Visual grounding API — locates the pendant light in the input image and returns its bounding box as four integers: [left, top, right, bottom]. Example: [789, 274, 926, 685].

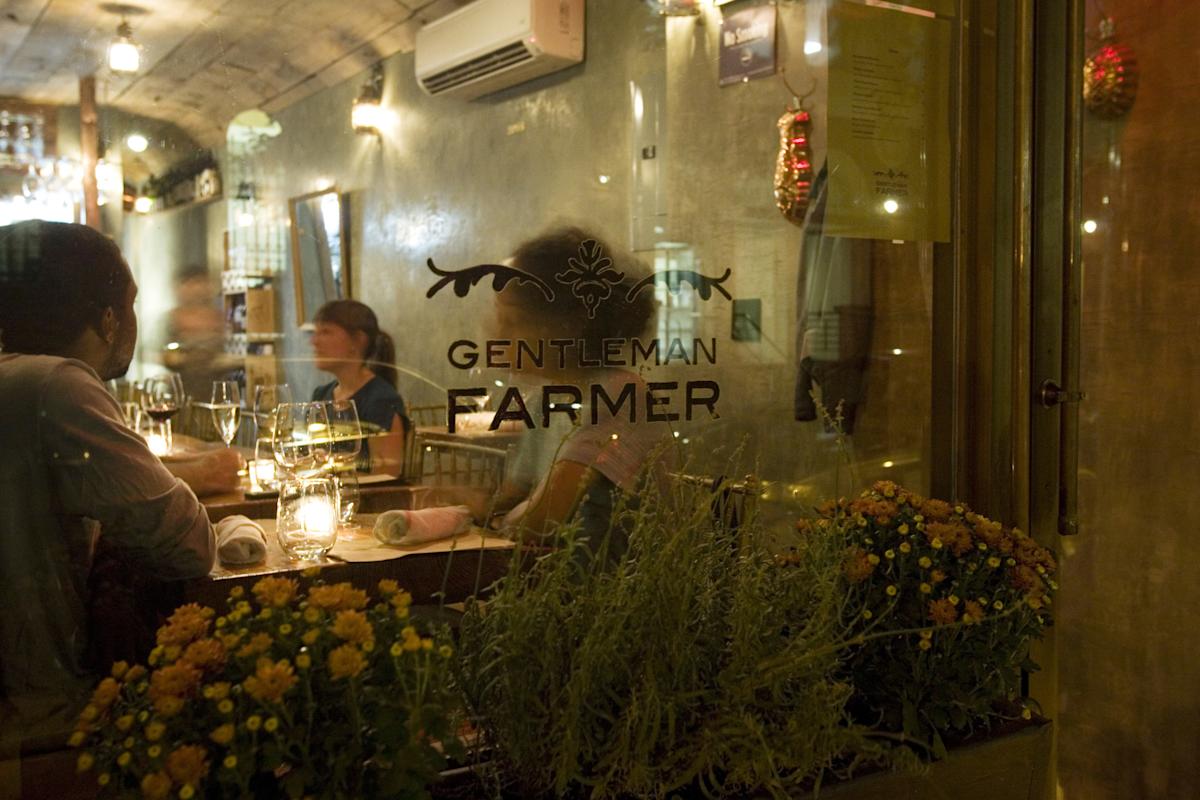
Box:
[108, 19, 140, 73]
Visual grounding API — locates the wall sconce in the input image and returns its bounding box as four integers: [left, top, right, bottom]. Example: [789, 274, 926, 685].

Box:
[351, 65, 385, 135]
[108, 19, 141, 73]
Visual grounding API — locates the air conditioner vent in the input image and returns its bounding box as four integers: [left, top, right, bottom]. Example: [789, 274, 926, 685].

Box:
[420, 41, 535, 95]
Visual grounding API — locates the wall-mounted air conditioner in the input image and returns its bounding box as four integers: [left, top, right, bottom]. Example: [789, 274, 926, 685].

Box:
[415, 0, 585, 100]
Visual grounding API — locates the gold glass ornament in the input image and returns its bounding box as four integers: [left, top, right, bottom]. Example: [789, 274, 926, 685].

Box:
[1083, 17, 1138, 119]
[774, 108, 814, 226]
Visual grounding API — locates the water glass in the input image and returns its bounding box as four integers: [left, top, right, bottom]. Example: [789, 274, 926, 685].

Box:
[271, 402, 331, 477]
[253, 383, 293, 437]
[276, 476, 339, 560]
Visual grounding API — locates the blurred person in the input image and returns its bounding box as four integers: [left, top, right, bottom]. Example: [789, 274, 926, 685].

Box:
[310, 300, 408, 473]
[488, 226, 667, 557]
[0, 221, 231, 749]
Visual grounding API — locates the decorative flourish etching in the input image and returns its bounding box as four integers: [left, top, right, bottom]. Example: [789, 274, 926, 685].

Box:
[425, 259, 555, 301]
[554, 239, 626, 319]
[625, 268, 733, 303]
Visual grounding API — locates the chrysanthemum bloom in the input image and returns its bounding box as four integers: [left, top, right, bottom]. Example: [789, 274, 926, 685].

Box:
[242, 658, 298, 703]
[149, 663, 201, 702]
[308, 583, 369, 611]
[377, 579, 399, 596]
[166, 745, 209, 786]
[91, 677, 120, 710]
[329, 644, 367, 679]
[236, 633, 273, 659]
[842, 547, 874, 584]
[156, 604, 214, 647]
[252, 576, 300, 608]
[331, 610, 374, 645]
[962, 600, 986, 623]
[209, 724, 235, 745]
[181, 638, 227, 672]
[928, 598, 958, 625]
[140, 771, 172, 800]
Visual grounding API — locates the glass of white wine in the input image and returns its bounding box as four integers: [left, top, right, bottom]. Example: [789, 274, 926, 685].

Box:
[210, 381, 242, 447]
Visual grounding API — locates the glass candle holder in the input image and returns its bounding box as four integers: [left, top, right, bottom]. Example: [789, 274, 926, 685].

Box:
[250, 439, 278, 492]
[276, 476, 339, 560]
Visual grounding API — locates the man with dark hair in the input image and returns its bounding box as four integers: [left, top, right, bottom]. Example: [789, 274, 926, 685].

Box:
[0, 221, 229, 754]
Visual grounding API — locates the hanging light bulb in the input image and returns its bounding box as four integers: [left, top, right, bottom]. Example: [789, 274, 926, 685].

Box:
[108, 20, 140, 74]
[351, 65, 385, 135]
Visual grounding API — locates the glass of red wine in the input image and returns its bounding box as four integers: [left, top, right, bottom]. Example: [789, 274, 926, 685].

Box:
[141, 374, 186, 456]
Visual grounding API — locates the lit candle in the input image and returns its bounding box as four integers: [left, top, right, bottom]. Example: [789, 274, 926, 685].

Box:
[296, 497, 337, 536]
[146, 432, 169, 457]
[251, 459, 277, 489]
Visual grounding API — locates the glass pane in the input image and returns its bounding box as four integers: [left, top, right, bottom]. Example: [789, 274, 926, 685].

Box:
[1060, 3, 1200, 797]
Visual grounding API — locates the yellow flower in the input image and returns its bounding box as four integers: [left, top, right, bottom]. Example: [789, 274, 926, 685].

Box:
[987, 556, 1002, 568]
[1022, 708, 1033, 720]
[123, 736, 135, 749]
[79, 704, 99, 722]
[421, 639, 433, 651]
[919, 629, 933, 639]
[223, 755, 238, 769]
[303, 607, 321, 624]
[329, 644, 366, 679]
[861, 609, 873, 620]
[181, 638, 227, 672]
[180, 786, 196, 800]
[156, 603, 214, 648]
[253, 576, 299, 608]
[76, 752, 94, 772]
[126, 665, 147, 683]
[97, 773, 111, 787]
[402, 626, 422, 652]
[308, 583, 368, 611]
[264, 717, 279, 733]
[390, 643, 403, 657]
[978, 542, 989, 551]
[931, 538, 944, 550]
[302, 629, 321, 645]
[141, 771, 172, 800]
[278, 624, 293, 635]
[236, 633, 273, 659]
[867, 553, 881, 565]
[885, 585, 898, 596]
[332, 610, 374, 644]
[117, 751, 131, 767]
[209, 724, 235, 745]
[993, 600, 1005, 610]
[116, 714, 134, 732]
[137, 710, 149, 722]
[918, 639, 932, 651]
[217, 699, 234, 715]
[259, 608, 274, 620]
[229, 586, 244, 599]
[246, 715, 262, 731]
[145, 721, 166, 741]
[153, 696, 184, 718]
[111, 661, 129, 679]
[1027, 595, 1043, 610]
[301, 565, 321, 578]
[919, 583, 932, 594]
[377, 579, 399, 596]
[898, 523, 910, 534]
[68, 730, 87, 747]
[148, 745, 161, 758]
[899, 542, 912, 553]
[363, 640, 376, 652]
[884, 549, 895, 560]
[390, 590, 413, 612]
[918, 557, 932, 569]
[296, 653, 311, 670]
[243, 658, 298, 704]
[439, 644, 453, 658]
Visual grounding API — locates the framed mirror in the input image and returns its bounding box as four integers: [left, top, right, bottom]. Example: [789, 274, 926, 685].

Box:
[288, 187, 349, 322]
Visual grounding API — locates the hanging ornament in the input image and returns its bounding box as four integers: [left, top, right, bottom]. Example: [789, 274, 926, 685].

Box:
[774, 107, 814, 226]
[1083, 16, 1138, 119]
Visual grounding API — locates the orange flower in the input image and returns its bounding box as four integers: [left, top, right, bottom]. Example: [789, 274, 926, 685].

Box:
[921, 499, 954, 522]
[242, 658, 297, 704]
[308, 583, 369, 611]
[153, 695, 185, 717]
[124, 664, 147, 683]
[377, 579, 400, 596]
[166, 745, 209, 786]
[928, 598, 958, 625]
[925, 522, 973, 557]
[930, 569, 947, 585]
[209, 724, 235, 746]
[156, 604, 214, 647]
[841, 547, 875, 584]
[328, 644, 366, 680]
[962, 600, 986, 623]
[236, 633, 273, 659]
[149, 663, 201, 702]
[91, 677, 120, 710]
[181, 638, 226, 672]
[331, 610, 374, 645]
[252, 577, 299, 608]
[140, 771, 172, 800]
[1008, 564, 1042, 593]
[871, 480, 900, 499]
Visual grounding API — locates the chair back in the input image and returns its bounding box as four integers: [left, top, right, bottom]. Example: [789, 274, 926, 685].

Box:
[414, 437, 511, 494]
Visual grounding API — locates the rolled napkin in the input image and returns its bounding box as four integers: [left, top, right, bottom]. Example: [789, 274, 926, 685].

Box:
[215, 515, 268, 565]
[373, 506, 473, 546]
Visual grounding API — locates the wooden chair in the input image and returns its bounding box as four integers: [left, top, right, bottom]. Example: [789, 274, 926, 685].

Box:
[414, 437, 511, 495]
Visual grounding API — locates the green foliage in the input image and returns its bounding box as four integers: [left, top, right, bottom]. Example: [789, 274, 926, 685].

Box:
[457, 479, 896, 799]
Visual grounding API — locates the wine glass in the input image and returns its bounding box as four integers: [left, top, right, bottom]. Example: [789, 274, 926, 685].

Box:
[141, 374, 186, 455]
[210, 381, 242, 447]
[324, 399, 363, 525]
[253, 383, 293, 438]
[271, 402, 331, 478]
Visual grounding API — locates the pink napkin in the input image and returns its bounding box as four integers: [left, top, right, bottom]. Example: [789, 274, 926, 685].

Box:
[372, 506, 473, 545]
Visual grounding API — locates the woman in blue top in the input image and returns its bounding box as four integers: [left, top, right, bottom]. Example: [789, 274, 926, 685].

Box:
[310, 300, 408, 473]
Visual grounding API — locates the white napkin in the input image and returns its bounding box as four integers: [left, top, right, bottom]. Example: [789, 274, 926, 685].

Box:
[215, 515, 268, 565]
[373, 506, 473, 546]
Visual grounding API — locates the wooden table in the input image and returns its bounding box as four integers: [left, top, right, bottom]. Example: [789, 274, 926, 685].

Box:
[183, 515, 516, 609]
[201, 478, 429, 523]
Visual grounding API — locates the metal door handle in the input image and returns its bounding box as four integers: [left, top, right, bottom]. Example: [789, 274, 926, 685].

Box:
[1038, 379, 1086, 408]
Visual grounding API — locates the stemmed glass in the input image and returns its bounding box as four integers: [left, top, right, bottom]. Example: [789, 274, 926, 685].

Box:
[141, 374, 186, 455]
[271, 402, 331, 478]
[210, 381, 242, 447]
[253, 383, 293, 439]
[324, 399, 363, 526]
